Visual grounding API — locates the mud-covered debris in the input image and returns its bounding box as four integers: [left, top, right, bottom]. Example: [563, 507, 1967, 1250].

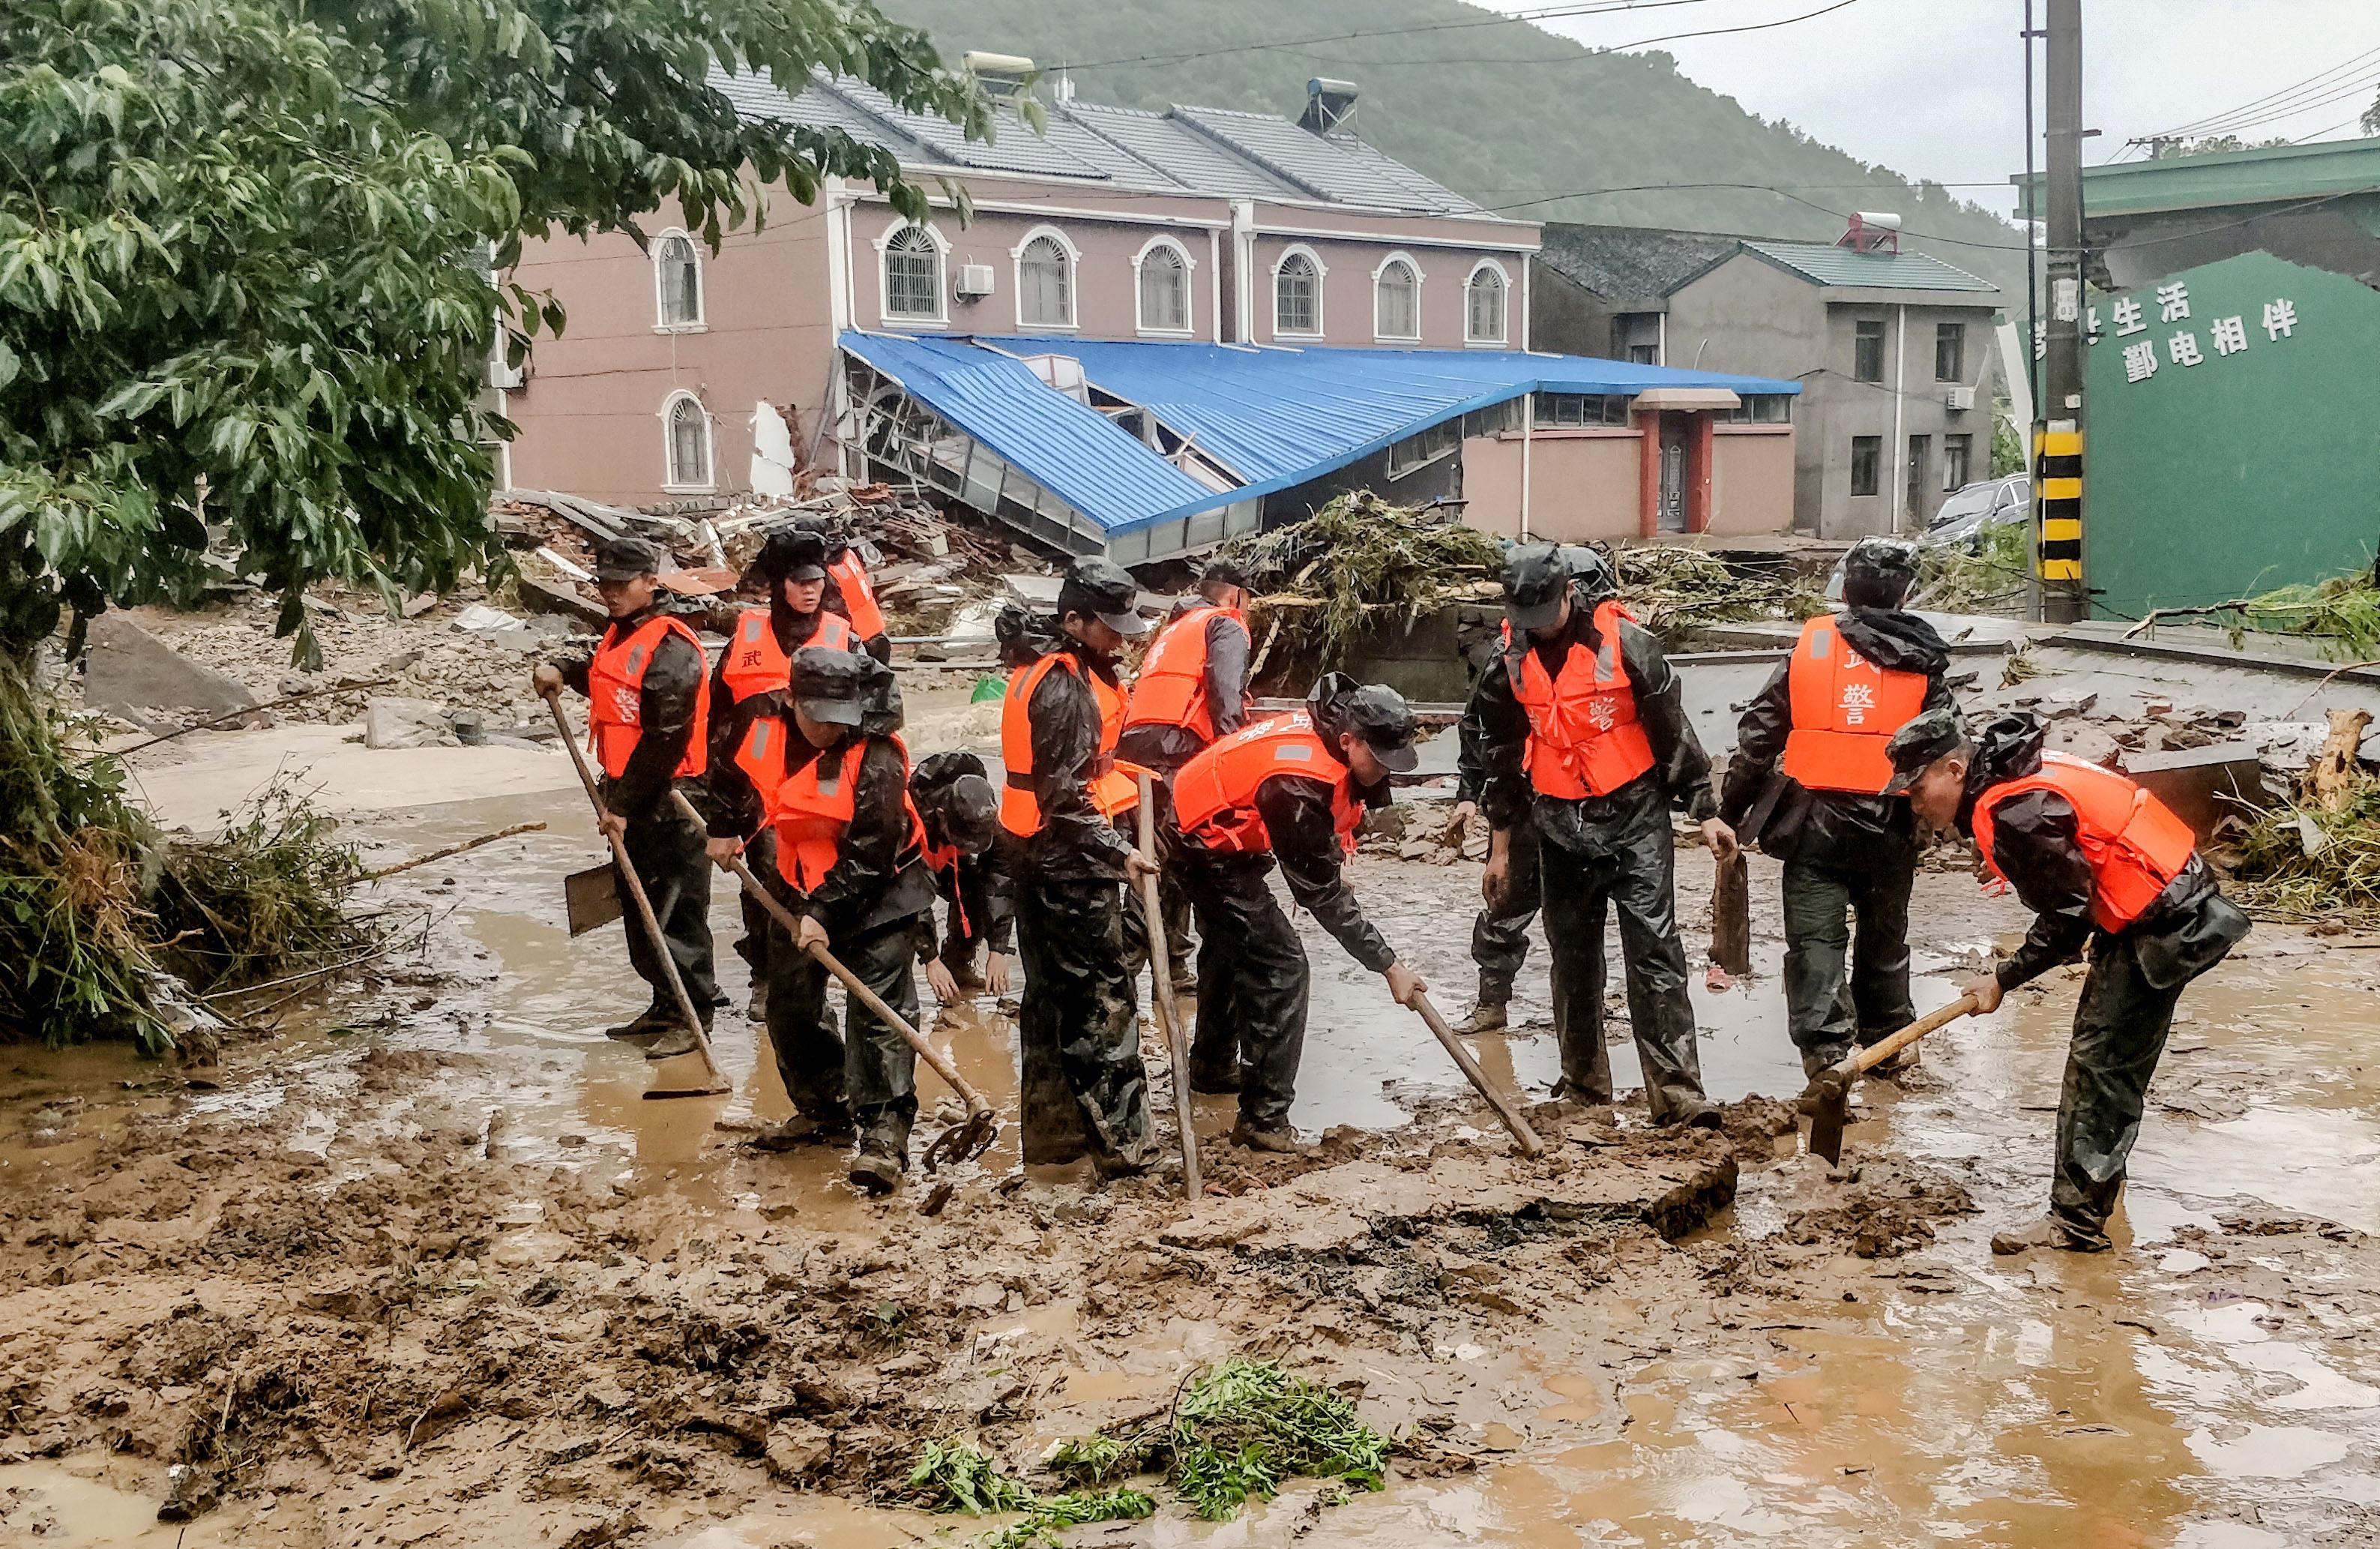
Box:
[1780, 1170, 1978, 1258]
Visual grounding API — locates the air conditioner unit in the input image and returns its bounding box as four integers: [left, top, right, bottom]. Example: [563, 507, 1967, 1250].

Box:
[488, 352, 525, 391]
[1943, 384, 1975, 412]
[954, 262, 995, 300]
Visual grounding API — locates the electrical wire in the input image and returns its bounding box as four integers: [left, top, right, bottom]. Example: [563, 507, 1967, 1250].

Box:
[2140, 45, 2380, 141]
[1283, 0, 1872, 70]
[1058, 0, 1721, 73]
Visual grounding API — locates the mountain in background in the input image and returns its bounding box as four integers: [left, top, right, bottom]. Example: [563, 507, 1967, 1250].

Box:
[877, 0, 2029, 304]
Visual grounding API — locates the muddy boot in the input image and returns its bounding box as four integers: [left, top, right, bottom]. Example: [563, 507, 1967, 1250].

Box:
[605, 1007, 670, 1042]
[1189, 1063, 1242, 1095]
[748, 1112, 855, 1152]
[848, 1141, 906, 1196]
[1453, 999, 1508, 1036]
[1871, 1042, 1920, 1076]
[1230, 1119, 1312, 1156]
[1668, 1098, 1725, 1132]
[745, 978, 769, 1023]
[1091, 1142, 1156, 1181]
[644, 1020, 711, 1060]
[1991, 1215, 2103, 1256]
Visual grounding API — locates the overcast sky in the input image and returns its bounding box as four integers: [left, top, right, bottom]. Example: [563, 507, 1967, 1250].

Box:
[1476, 0, 2380, 220]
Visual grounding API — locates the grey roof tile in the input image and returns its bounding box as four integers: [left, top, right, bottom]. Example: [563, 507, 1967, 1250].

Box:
[1534, 223, 1749, 301]
[1169, 105, 1481, 213]
[1740, 240, 1998, 293]
[1056, 100, 1305, 199]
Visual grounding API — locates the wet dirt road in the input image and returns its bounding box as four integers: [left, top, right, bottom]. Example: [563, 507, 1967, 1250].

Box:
[5, 756, 2380, 1548]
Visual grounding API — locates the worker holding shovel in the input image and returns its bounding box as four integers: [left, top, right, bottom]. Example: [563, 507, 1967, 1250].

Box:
[704, 646, 937, 1193]
[531, 535, 717, 1056]
[1884, 709, 2250, 1254]
[1169, 674, 1428, 1153]
[1720, 538, 1956, 1080]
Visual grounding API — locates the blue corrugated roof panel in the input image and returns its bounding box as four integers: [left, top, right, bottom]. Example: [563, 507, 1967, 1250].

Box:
[838, 333, 1213, 532]
[840, 333, 1798, 538]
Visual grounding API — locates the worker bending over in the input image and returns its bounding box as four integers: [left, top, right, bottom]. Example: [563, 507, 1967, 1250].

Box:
[1172, 674, 1427, 1152]
[1467, 543, 1729, 1128]
[710, 526, 858, 1018]
[1721, 538, 1953, 1077]
[1120, 557, 1256, 996]
[1886, 709, 2248, 1254]
[533, 536, 715, 1056]
[999, 559, 1160, 1176]
[706, 646, 934, 1193]
[909, 751, 1013, 1003]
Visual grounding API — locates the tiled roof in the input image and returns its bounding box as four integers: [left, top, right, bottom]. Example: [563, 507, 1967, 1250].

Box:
[1534, 223, 1747, 301]
[702, 65, 1489, 215]
[1739, 241, 1998, 293]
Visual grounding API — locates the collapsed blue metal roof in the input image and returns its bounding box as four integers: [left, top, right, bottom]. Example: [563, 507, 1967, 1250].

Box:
[838, 331, 1799, 538]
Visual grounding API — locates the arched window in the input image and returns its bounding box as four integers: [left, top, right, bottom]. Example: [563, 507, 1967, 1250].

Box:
[882, 224, 945, 322]
[1275, 247, 1322, 337]
[1136, 239, 1192, 334]
[1374, 255, 1421, 341]
[654, 232, 702, 328]
[664, 393, 712, 490]
[1465, 260, 1508, 345]
[1017, 232, 1075, 328]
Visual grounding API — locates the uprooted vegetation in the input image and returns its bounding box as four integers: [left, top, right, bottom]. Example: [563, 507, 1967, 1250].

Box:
[2125, 564, 2380, 662]
[2229, 779, 2380, 927]
[0, 670, 368, 1050]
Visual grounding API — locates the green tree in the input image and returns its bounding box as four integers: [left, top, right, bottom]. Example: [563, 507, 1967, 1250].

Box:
[0, 0, 986, 663]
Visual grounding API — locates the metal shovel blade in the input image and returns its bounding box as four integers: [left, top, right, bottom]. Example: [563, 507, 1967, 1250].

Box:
[1804, 1073, 1850, 1166]
[565, 863, 623, 936]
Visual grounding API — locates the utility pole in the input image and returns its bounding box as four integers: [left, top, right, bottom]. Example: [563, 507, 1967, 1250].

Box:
[2037, 0, 2087, 622]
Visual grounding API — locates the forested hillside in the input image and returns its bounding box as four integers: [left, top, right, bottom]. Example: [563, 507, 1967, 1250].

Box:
[880, 0, 2028, 301]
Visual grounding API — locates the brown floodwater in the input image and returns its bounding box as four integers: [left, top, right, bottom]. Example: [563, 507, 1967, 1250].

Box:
[6, 767, 2380, 1548]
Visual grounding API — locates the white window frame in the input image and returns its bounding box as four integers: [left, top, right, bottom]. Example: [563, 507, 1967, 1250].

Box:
[661, 390, 716, 493]
[1011, 225, 1080, 333]
[1131, 235, 1197, 337]
[874, 220, 950, 329]
[1272, 244, 1326, 339]
[1464, 256, 1510, 346]
[652, 229, 705, 333]
[1372, 251, 1424, 343]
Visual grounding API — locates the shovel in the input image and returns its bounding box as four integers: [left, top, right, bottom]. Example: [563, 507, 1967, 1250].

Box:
[543, 693, 731, 1099]
[1801, 991, 1980, 1166]
[1134, 772, 1202, 1200]
[1409, 991, 1546, 1158]
[676, 792, 998, 1169]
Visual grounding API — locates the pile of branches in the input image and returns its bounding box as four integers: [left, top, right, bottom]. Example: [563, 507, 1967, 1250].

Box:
[2229, 777, 2380, 927]
[0, 672, 369, 1052]
[2126, 564, 2380, 662]
[1910, 523, 2032, 616]
[1221, 492, 1503, 667]
[1611, 544, 1818, 634]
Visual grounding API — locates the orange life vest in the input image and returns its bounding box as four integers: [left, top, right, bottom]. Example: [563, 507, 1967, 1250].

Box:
[921, 837, 973, 936]
[1780, 614, 1932, 795]
[1124, 604, 1249, 742]
[1506, 600, 1656, 799]
[719, 607, 854, 704]
[828, 550, 886, 640]
[998, 649, 1142, 837]
[586, 613, 708, 780]
[1972, 753, 2197, 933]
[1172, 711, 1364, 856]
[766, 733, 927, 894]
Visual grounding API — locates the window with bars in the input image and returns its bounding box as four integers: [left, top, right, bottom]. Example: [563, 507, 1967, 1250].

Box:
[1019, 235, 1073, 328]
[1276, 251, 1320, 334]
[666, 396, 711, 489]
[655, 235, 701, 327]
[1375, 259, 1420, 340]
[1137, 242, 1189, 332]
[1465, 264, 1507, 343]
[884, 226, 943, 319]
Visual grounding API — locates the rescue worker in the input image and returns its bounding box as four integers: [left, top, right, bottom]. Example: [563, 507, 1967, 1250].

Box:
[1118, 557, 1256, 995]
[533, 536, 714, 1055]
[1172, 673, 1429, 1151]
[910, 751, 1013, 1003]
[704, 646, 935, 1192]
[1885, 709, 2250, 1254]
[1466, 542, 1729, 1128]
[1718, 538, 1955, 1077]
[794, 514, 893, 664]
[998, 559, 1160, 1176]
[1447, 546, 1612, 1035]
[709, 526, 859, 1017]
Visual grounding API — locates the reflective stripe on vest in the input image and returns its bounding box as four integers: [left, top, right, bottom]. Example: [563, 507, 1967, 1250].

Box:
[586, 614, 709, 780]
[1972, 753, 2197, 933]
[1507, 599, 1655, 799]
[1172, 711, 1363, 856]
[768, 733, 928, 894]
[1780, 614, 1932, 795]
[720, 607, 854, 704]
[1124, 604, 1247, 742]
[828, 552, 886, 640]
[998, 650, 1141, 837]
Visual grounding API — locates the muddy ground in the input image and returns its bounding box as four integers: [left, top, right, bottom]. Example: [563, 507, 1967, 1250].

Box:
[6, 761, 2380, 1547]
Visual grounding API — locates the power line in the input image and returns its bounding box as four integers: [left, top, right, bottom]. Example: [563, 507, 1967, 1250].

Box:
[1060, 0, 1720, 73]
[1312, 0, 1872, 70]
[2143, 45, 2380, 140]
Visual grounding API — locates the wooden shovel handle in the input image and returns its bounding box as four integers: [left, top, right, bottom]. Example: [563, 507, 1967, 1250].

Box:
[1411, 991, 1546, 1158]
[1837, 991, 1982, 1081]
